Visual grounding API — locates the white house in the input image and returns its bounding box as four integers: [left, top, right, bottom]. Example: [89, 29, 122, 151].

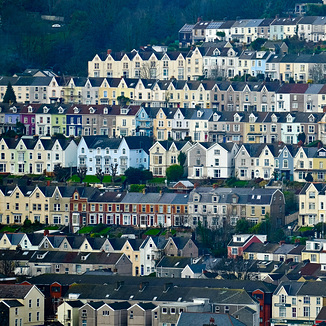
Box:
[77, 136, 152, 175]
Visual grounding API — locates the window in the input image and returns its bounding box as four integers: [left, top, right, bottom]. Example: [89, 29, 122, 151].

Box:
[292, 307, 296, 318]
[304, 306, 310, 317]
[231, 247, 238, 255]
[279, 307, 286, 317]
[279, 294, 286, 303]
[304, 296, 310, 304]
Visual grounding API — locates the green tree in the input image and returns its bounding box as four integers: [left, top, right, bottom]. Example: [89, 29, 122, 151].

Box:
[236, 219, 250, 234]
[125, 167, 143, 184]
[177, 151, 186, 167]
[297, 132, 306, 144]
[166, 164, 184, 182]
[305, 173, 313, 182]
[53, 163, 66, 182]
[3, 82, 16, 104]
[125, 167, 153, 184]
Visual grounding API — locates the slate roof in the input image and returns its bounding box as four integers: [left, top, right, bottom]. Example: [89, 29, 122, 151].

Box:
[29, 250, 125, 265]
[177, 312, 246, 326]
[135, 302, 157, 310]
[82, 136, 122, 149]
[189, 187, 280, 206]
[157, 256, 192, 268]
[316, 306, 326, 321]
[0, 300, 24, 308]
[66, 283, 257, 305]
[28, 274, 275, 294]
[274, 281, 304, 296]
[244, 242, 280, 254]
[297, 280, 326, 296]
[65, 300, 84, 308]
[108, 301, 131, 310]
[124, 136, 152, 153]
[0, 284, 34, 299]
[187, 264, 206, 273]
[274, 244, 296, 255]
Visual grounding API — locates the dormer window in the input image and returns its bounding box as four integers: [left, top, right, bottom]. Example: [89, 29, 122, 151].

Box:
[309, 115, 315, 122]
[73, 107, 79, 114]
[89, 107, 95, 113]
[58, 107, 64, 114]
[197, 111, 202, 118]
[287, 115, 292, 123]
[43, 107, 49, 113]
[28, 106, 33, 113]
[103, 107, 108, 114]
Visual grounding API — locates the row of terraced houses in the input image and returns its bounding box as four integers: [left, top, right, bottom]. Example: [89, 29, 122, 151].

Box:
[179, 16, 326, 46]
[3, 134, 326, 183]
[0, 184, 285, 230]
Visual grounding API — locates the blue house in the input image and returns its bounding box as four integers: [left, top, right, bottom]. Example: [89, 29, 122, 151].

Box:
[135, 107, 158, 137]
[274, 144, 297, 181]
[66, 106, 82, 136]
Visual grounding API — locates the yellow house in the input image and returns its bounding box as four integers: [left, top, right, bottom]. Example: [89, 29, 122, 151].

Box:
[279, 61, 295, 82]
[120, 239, 142, 276]
[115, 105, 139, 137]
[312, 147, 326, 182]
[293, 147, 315, 182]
[153, 108, 172, 141]
[243, 112, 263, 143]
[298, 182, 325, 227]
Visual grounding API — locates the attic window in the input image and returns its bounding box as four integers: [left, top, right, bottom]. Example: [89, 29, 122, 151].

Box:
[28, 106, 33, 113]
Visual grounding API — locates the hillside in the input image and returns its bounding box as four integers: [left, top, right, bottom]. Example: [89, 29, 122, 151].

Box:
[0, 0, 298, 76]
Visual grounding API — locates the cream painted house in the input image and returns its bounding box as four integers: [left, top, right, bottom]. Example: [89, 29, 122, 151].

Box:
[0, 284, 45, 326]
[149, 140, 191, 177]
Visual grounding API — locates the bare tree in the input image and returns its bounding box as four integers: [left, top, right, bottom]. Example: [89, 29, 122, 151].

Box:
[0, 259, 17, 276]
[309, 63, 325, 83]
[140, 62, 152, 79]
[77, 167, 87, 183]
[109, 163, 119, 184]
[96, 168, 105, 184]
[209, 63, 224, 80]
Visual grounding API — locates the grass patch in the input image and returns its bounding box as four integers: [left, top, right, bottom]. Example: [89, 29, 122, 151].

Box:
[130, 184, 146, 192]
[227, 180, 249, 187]
[0, 225, 19, 233]
[79, 226, 94, 234]
[161, 229, 176, 236]
[145, 229, 161, 236]
[98, 227, 111, 235]
[44, 225, 60, 230]
[68, 175, 125, 183]
[298, 226, 313, 232]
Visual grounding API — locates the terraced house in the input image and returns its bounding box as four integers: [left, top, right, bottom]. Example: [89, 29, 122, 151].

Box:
[0, 136, 77, 175]
[187, 186, 285, 229]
